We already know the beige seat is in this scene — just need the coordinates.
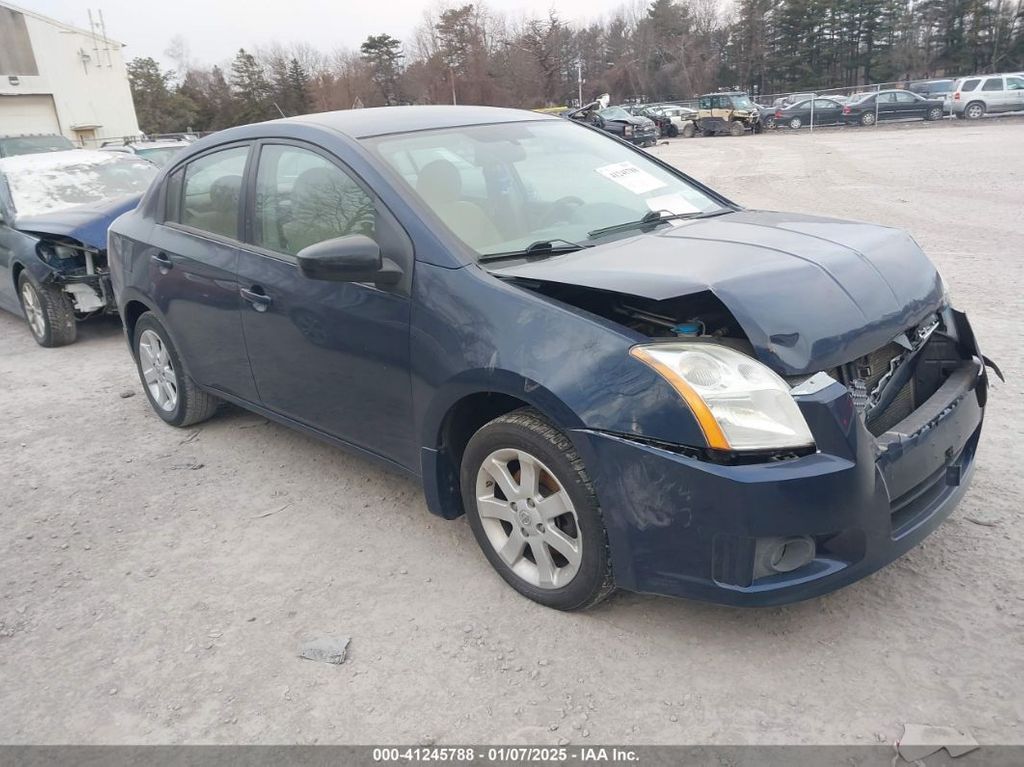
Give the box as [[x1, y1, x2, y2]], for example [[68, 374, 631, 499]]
[[415, 159, 500, 249]]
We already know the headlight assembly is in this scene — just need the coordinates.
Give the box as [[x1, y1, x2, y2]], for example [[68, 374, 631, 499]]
[[630, 343, 815, 452]]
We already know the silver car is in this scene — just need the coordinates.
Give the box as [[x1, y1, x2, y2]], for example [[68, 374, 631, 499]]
[[951, 74, 1024, 119]]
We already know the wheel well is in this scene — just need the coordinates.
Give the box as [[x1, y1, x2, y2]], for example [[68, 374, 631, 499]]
[[966, 100, 985, 111], [11, 262, 24, 292], [122, 300, 150, 345], [433, 392, 533, 519]]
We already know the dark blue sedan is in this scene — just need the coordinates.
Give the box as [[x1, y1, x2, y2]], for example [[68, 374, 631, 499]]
[[108, 106, 991, 610]]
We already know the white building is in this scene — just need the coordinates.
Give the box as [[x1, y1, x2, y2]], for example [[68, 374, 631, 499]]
[[0, 1, 140, 146]]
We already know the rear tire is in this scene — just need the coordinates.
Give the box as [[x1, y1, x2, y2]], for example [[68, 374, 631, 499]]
[[860, 112, 876, 126], [964, 102, 985, 120], [460, 408, 614, 611], [18, 272, 76, 347], [788, 117, 802, 129], [667, 123, 678, 138], [133, 312, 221, 427]]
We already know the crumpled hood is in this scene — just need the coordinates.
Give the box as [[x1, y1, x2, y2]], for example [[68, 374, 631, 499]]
[[490, 210, 945, 376], [15, 194, 143, 250]]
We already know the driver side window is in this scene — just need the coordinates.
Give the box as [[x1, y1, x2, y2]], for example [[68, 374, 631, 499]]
[[252, 145, 375, 257]]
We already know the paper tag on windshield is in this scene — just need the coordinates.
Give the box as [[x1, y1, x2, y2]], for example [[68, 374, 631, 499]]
[[595, 162, 666, 195], [645, 193, 700, 216]]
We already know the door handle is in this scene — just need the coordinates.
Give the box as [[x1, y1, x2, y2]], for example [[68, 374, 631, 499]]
[[151, 252, 172, 274], [240, 286, 272, 312]]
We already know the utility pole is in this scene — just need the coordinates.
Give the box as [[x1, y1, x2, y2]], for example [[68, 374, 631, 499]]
[[450, 68, 457, 105], [577, 59, 583, 107]]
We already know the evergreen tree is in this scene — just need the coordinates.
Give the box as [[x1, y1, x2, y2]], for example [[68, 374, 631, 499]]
[[360, 34, 404, 105], [230, 48, 273, 122]]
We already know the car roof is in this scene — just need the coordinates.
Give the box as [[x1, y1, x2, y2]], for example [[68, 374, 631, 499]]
[[291, 105, 557, 139]]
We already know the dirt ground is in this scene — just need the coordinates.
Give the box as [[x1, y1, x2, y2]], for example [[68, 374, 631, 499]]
[[1, 119, 1022, 746]]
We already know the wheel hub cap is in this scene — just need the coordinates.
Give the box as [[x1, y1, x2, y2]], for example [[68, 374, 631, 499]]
[[475, 448, 582, 590], [21, 283, 45, 339], [138, 329, 178, 412]]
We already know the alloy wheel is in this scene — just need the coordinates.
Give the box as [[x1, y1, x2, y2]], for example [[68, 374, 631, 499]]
[[20, 282, 45, 340], [789, 117, 802, 129], [966, 104, 984, 119], [474, 448, 582, 589], [138, 329, 178, 412]]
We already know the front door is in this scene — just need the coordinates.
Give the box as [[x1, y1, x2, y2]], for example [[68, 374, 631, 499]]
[[147, 142, 258, 401], [235, 141, 417, 469]]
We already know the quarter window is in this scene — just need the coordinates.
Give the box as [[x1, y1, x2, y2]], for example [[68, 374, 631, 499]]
[[179, 146, 249, 239], [253, 144, 375, 257], [961, 79, 980, 92]]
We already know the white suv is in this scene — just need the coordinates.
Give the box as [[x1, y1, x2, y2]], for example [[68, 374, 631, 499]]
[[951, 74, 1024, 119]]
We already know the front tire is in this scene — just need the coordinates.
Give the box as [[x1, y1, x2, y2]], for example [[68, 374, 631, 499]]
[[18, 272, 76, 347], [926, 106, 943, 121], [681, 123, 695, 138], [133, 313, 220, 427], [460, 408, 614, 611], [729, 121, 745, 136]]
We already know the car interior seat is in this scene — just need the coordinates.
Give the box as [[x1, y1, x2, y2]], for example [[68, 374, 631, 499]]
[[415, 159, 501, 249]]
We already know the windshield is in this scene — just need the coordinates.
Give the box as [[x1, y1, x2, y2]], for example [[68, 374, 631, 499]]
[[0, 135, 75, 157], [134, 146, 186, 167], [366, 119, 725, 258], [599, 107, 631, 120], [3, 151, 157, 217], [733, 96, 755, 109]]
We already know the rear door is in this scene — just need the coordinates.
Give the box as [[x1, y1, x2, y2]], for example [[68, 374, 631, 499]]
[[812, 99, 841, 125], [147, 143, 258, 401], [874, 91, 898, 120], [234, 140, 417, 468], [980, 77, 1007, 112]]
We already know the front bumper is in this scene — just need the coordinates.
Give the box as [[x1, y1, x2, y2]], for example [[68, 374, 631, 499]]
[[627, 128, 658, 147], [574, 340, 987, 606]]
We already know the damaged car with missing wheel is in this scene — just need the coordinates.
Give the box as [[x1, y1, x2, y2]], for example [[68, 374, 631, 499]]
[[0, 150, 157, 346], [108, 106, 994, 610]]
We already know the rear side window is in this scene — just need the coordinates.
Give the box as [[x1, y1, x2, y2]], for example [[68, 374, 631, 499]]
[[960, 79, 980, 92], [895, 91, 917, 103], [876, 92, 896, 104], [1007, 77, 1024, 90], [179, 146, 249, 240], [981, 78, 1004, 91]]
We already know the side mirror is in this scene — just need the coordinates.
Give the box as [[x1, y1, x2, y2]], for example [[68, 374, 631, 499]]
[[296, 234, 402, 286]]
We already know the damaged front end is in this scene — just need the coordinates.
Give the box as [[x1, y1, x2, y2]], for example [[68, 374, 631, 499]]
[[33, 235, 116, 316]]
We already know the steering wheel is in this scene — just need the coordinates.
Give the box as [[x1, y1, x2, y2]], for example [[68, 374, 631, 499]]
[[539, 196, 585, 227]]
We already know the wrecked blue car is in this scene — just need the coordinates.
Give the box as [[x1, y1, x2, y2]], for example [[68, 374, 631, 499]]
[[108, 106, 993, 610], [0, 150, 157, 346]]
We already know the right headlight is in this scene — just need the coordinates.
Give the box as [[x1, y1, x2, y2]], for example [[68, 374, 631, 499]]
[[630, 343, 815, 452]]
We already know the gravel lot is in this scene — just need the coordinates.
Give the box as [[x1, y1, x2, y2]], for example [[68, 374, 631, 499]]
[[1, 119, 1022, 746]]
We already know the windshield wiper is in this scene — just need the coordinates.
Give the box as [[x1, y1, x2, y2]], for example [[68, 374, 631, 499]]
[[478, 238, 587, 263], [587, 208, 733, 240]]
